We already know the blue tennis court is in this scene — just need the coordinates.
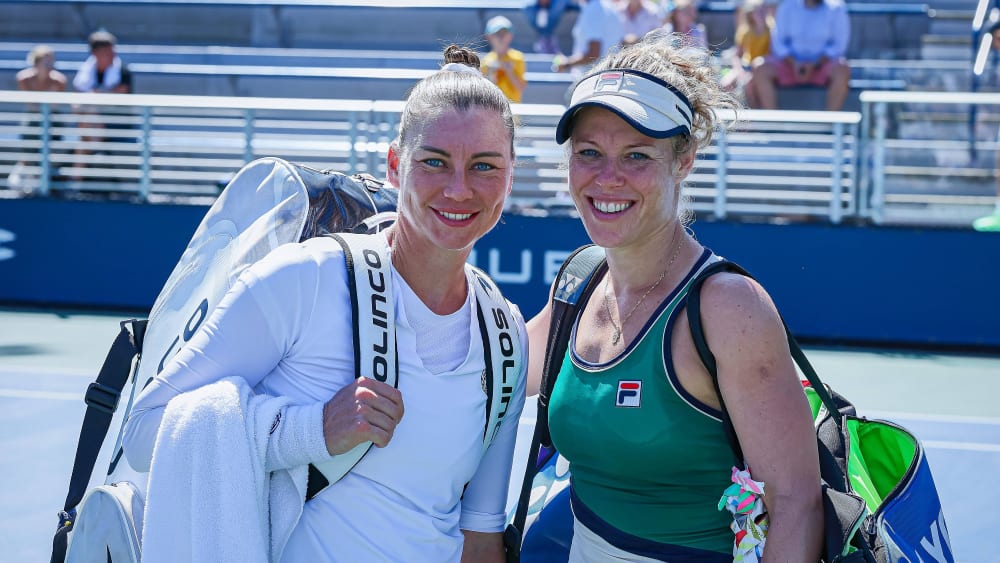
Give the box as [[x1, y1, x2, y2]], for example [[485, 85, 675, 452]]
[[1, 308, 997, 562]]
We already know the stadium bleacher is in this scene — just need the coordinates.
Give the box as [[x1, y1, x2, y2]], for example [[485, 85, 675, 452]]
[[0, 0, 941, 54], [0, 0, 996, 226], [0, 0, 970, 108]]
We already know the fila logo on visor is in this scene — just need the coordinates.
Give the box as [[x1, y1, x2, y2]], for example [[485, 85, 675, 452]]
[[616, 380, 641, 407], [595, 71, 625, 92]]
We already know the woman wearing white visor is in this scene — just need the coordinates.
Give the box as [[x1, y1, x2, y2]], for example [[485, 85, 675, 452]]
[[525, 32, 822, 561]]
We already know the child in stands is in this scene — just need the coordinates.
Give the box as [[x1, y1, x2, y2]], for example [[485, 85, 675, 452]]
[[482, 16, 528, 103]]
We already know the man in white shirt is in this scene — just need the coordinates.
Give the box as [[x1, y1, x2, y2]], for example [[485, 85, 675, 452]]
[[554, 0, 624, 75]]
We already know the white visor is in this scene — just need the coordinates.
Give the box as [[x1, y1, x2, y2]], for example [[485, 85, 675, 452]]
[[555, 69, 694, 144]]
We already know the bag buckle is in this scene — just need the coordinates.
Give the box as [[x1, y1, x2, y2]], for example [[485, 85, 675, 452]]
[[84, 382, 120, 415], [57, 508, 76, 530], [503, 524, 522, 563]]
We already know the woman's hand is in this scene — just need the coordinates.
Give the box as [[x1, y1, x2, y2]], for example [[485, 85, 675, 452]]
[[322, 378, 404, 455]]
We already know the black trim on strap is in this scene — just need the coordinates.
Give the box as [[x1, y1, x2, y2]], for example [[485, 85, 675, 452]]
[[329, 233, 363, 380], [476, 302, 496, 445], [305, 463, 330, 501]]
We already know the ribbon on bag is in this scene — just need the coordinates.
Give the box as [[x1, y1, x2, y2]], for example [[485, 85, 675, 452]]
[[718, 466, 769, 563]]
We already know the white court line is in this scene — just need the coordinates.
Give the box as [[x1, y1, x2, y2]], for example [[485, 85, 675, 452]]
[[0, 389, 80, 401], [0, 366, 96, 378], [922, 440, 1000, 453], [865, 410, 1000, 426]]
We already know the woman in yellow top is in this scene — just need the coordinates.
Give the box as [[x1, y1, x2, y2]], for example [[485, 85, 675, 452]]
[[722, 0, 772, 106], [481, 16, 528, 103]]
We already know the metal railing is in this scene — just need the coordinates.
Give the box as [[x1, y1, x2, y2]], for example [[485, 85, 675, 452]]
[[1, 90, 862, 222], [860, 89, 1000, 225], [970, 0, 999, 160]]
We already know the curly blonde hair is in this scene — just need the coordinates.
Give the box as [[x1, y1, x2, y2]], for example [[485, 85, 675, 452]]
[[589, 30, 741, 159]]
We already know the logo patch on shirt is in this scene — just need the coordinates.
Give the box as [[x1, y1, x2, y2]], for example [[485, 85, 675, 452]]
[[616, 380, 641, 408], [595, 71, 625, 92]]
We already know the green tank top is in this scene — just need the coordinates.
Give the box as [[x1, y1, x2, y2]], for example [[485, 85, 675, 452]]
[[548, 251, 733, 553]]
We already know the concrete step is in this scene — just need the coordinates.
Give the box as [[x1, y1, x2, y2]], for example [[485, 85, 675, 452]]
[[922, 33, 973, 45], [0, 65, 574, 104], [0, 1, 936, 61], [929, 14, 974, 35], [929, 8, 976, 20], [0, 2, 575, 53], [920, 40, 974, 60]]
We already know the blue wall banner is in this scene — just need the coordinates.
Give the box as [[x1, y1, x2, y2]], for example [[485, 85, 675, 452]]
[[0, 197, 997, 350]]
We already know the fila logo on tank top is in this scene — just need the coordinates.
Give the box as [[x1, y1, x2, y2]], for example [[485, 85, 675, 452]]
[[616, 380, 642, 407]]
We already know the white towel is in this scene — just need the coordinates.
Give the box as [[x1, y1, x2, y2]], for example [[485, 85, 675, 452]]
[[72, 55, 123, 92], [141, 377, 308, 563]]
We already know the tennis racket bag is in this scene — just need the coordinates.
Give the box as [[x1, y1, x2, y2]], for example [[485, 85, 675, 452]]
[[52, 157, 399, 563]]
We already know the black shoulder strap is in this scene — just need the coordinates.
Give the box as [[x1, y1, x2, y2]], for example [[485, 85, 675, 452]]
[[685, 260, 749, 463], [505, 245, 606, 559], [52, 319, 146, 558], [685, 259, 843, 464], [537, 245, 607, 447]]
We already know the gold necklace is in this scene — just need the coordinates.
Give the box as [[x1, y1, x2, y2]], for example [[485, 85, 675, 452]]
[[603, 227, 684, 346]]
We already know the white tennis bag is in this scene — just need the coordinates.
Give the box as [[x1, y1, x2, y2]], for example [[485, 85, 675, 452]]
[[56, 158, 398, 562]]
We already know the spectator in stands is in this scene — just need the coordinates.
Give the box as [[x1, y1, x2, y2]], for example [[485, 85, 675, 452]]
[[720, 0, 772, 106], [553, 0, 624, 76], [749, 0, 851, 111], [16, 45, 67, 93], [663, 0, 707, 49], [974, 21, 1000, 231], [616, 0, 665, 46], [8, 45, 67, 193], [524, 0, 570, 54], [482, 16, 528, 103], [70, 30, 133, 182], [73, 30, 132, 94], [526, 30, 823, 561]]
